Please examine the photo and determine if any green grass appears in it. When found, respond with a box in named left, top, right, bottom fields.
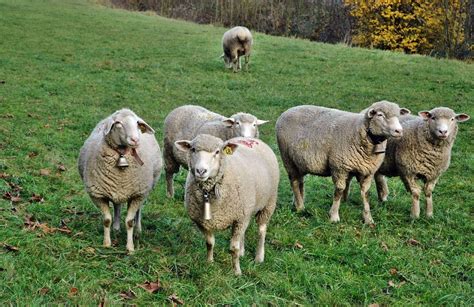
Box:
left=0, top=0, right=473, bottom=304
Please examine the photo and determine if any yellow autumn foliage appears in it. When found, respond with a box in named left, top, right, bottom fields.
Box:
left=345, top=0, right=468, bottom=56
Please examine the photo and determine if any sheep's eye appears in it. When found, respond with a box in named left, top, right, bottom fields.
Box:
left=138, top=123, right=147, bottom=133
left=215, top=150, right=220, bottom=155
left=236, top=122, right=240, bottom=126
left=451, top=117, right=454, bottom=121
left=431, top=117, right=436, bottom=120
left=253, top=123, right=256, bottom=127
left=191, top=148, right=196, bottom=153
left=377, top=113, right=384, bottom=117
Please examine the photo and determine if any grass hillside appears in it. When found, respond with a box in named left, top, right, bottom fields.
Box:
left=0, top=0, right=473, bottom=304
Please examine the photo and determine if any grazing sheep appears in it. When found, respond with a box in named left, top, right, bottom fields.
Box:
left=163, top=105, right=268, bottom=198
left=175, top=135, right=279, bottom=275
left=78, top=109, right=162, bottom=252
left=221, top=26, right=253, bottom=72
left=373, top=107, right=470, bottom=218
left=276, top=101, right=410, bottom=224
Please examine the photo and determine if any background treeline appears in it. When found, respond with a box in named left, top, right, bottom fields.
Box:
left=110, top=0, right=472, bottom=60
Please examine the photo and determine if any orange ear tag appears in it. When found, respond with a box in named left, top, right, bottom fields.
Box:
left=223, top=146, right=233, bottom=155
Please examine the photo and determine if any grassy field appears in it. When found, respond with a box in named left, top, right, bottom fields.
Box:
left=0, top=0, right=473, bottom=304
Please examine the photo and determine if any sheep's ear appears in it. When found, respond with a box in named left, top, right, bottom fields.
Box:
left=137, top=118, right=155, bottom=134
left=222, top=142, right=238, bottom=155
left=455, top=113, right=470, bottom=122
left=418, top=111, right=431, bottom=120
left=175, top=140, right=192, bottom=152
left=256, top=119, right=269, bottom=126
left=103, top=118, right=118, bottom=136
left=222, top=118, right=235, bottom=127
left=400, top=108, right=411, bottom=115
left=367, top=108, right=377, bottom=118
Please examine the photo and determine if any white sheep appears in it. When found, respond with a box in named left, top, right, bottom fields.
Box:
left=276, top=101, right=410, bottom=224
left=175, top=134, right=279, bottom=275
left=163, top=105, right=268, bottom=198
left=78, top=109, right=162, bottom=252
left=373, top=107, right=470, bottom=218
left=221, top=26, right=253, bottom=72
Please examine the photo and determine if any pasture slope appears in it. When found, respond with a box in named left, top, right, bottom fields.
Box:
left=0, top=0, right=473, bottom=304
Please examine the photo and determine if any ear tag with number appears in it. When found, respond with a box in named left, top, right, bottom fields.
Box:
left=223, top=146, right=233, bottom=155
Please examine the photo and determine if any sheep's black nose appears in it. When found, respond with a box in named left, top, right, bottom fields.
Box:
left=196, top=168, right=207, bottom=176
left=439, top=129, right=448, bottom=135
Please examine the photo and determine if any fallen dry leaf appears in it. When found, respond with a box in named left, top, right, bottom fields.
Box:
left=1, top=113, right=13, bottom=118
left=381, top=241, right=389, bottom=252
left=29, top=193, right=44, bottom=203
left=407, top=238, right=421, bottom=246
left=3, top=192, right=22, bottom=203
left=44, top=124, right=50, bottom=128
left=38, top=287, right=50, bottom=295
left=368, top=304, right=380, bottom=307
left=0, top=172, right=10, bottom=179
left=119, top=290, right=136, bottom=300
left=68, top=287, right=78, bottom=297
left=3, top=243, right=19, bottom=252
left=39, top=169, right=51, bottom=176
left=28, top=152, right=38, bottom=158
left=57, top=164, right=66, bottom=172
left=388, top=280, right=406, bottom=288
left=168, top=293, right=184, bottom=305
left=24, top=216, right=72, bottom=235
left=294, top=242, right=304, bottom=249
left=138, top=280, right=162, bottom=294
left=389, top=268, right=398, bottom=275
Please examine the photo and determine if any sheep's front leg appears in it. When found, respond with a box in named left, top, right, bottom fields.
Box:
left=375, top=173, right=389, bottom=202
left=125, top=198, right=143, bottom=252
left=329, top=172, right=349, bottom=222
left=134, top=206, right=142, bottom=235
left=230, top=220, right=250, bottom=276
left=402, top=175, right=421, bottom=219
left=205, top=231, right=215, bottom=262
left=359, top=175, right=375, bottom=224
left=92, top=197, right=112, bottom=247
left=113, top=203, right=121, bottom=232
left=424, top=179, right=438, bottom=218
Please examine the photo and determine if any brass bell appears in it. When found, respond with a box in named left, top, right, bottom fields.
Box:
left=117, top=155, right=129, bottom=168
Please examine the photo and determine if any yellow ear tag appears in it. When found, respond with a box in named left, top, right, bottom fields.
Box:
left=223, top=146, right=233, bottom=155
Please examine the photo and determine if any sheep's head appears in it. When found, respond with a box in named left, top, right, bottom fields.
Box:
left=175, top=134, right=238, bottom=182
left=222, top=113, right=268, bottom=138
left=419, top=107, right=469, bottom=140
left=221, top=52, right=233, bottom=69
left=103, top=109, right=154, bottom=148
left=366, top=101, right=410, bottom=139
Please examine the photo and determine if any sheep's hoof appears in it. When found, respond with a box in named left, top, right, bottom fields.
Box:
left=234, top=269, right=242, bottom=276
left=329, top=213, right=340, bottom=223
left=255, top=255, right=264, bottom=263
left=426, top=212, right=433, bottom=218
left=103, top=240, right=111, bottom=248
left=363, top=216, right=374, bottom=225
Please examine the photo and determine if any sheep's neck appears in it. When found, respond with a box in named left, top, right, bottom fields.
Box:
left=366, top=129, right=387, bottom=154
left=105, top=138, right=144, bottom=166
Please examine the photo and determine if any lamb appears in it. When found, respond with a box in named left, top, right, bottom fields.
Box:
left=78, top=109, right=162, bottom=252
left=373, top=107, right=469, bottom=218
left=276, top=101, right=410, bottom=224
left=221, top=26, right=253, bottom=72
left=163, top=105, right=268, bottom=198
left=175, top=134, right=279, bottom=275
